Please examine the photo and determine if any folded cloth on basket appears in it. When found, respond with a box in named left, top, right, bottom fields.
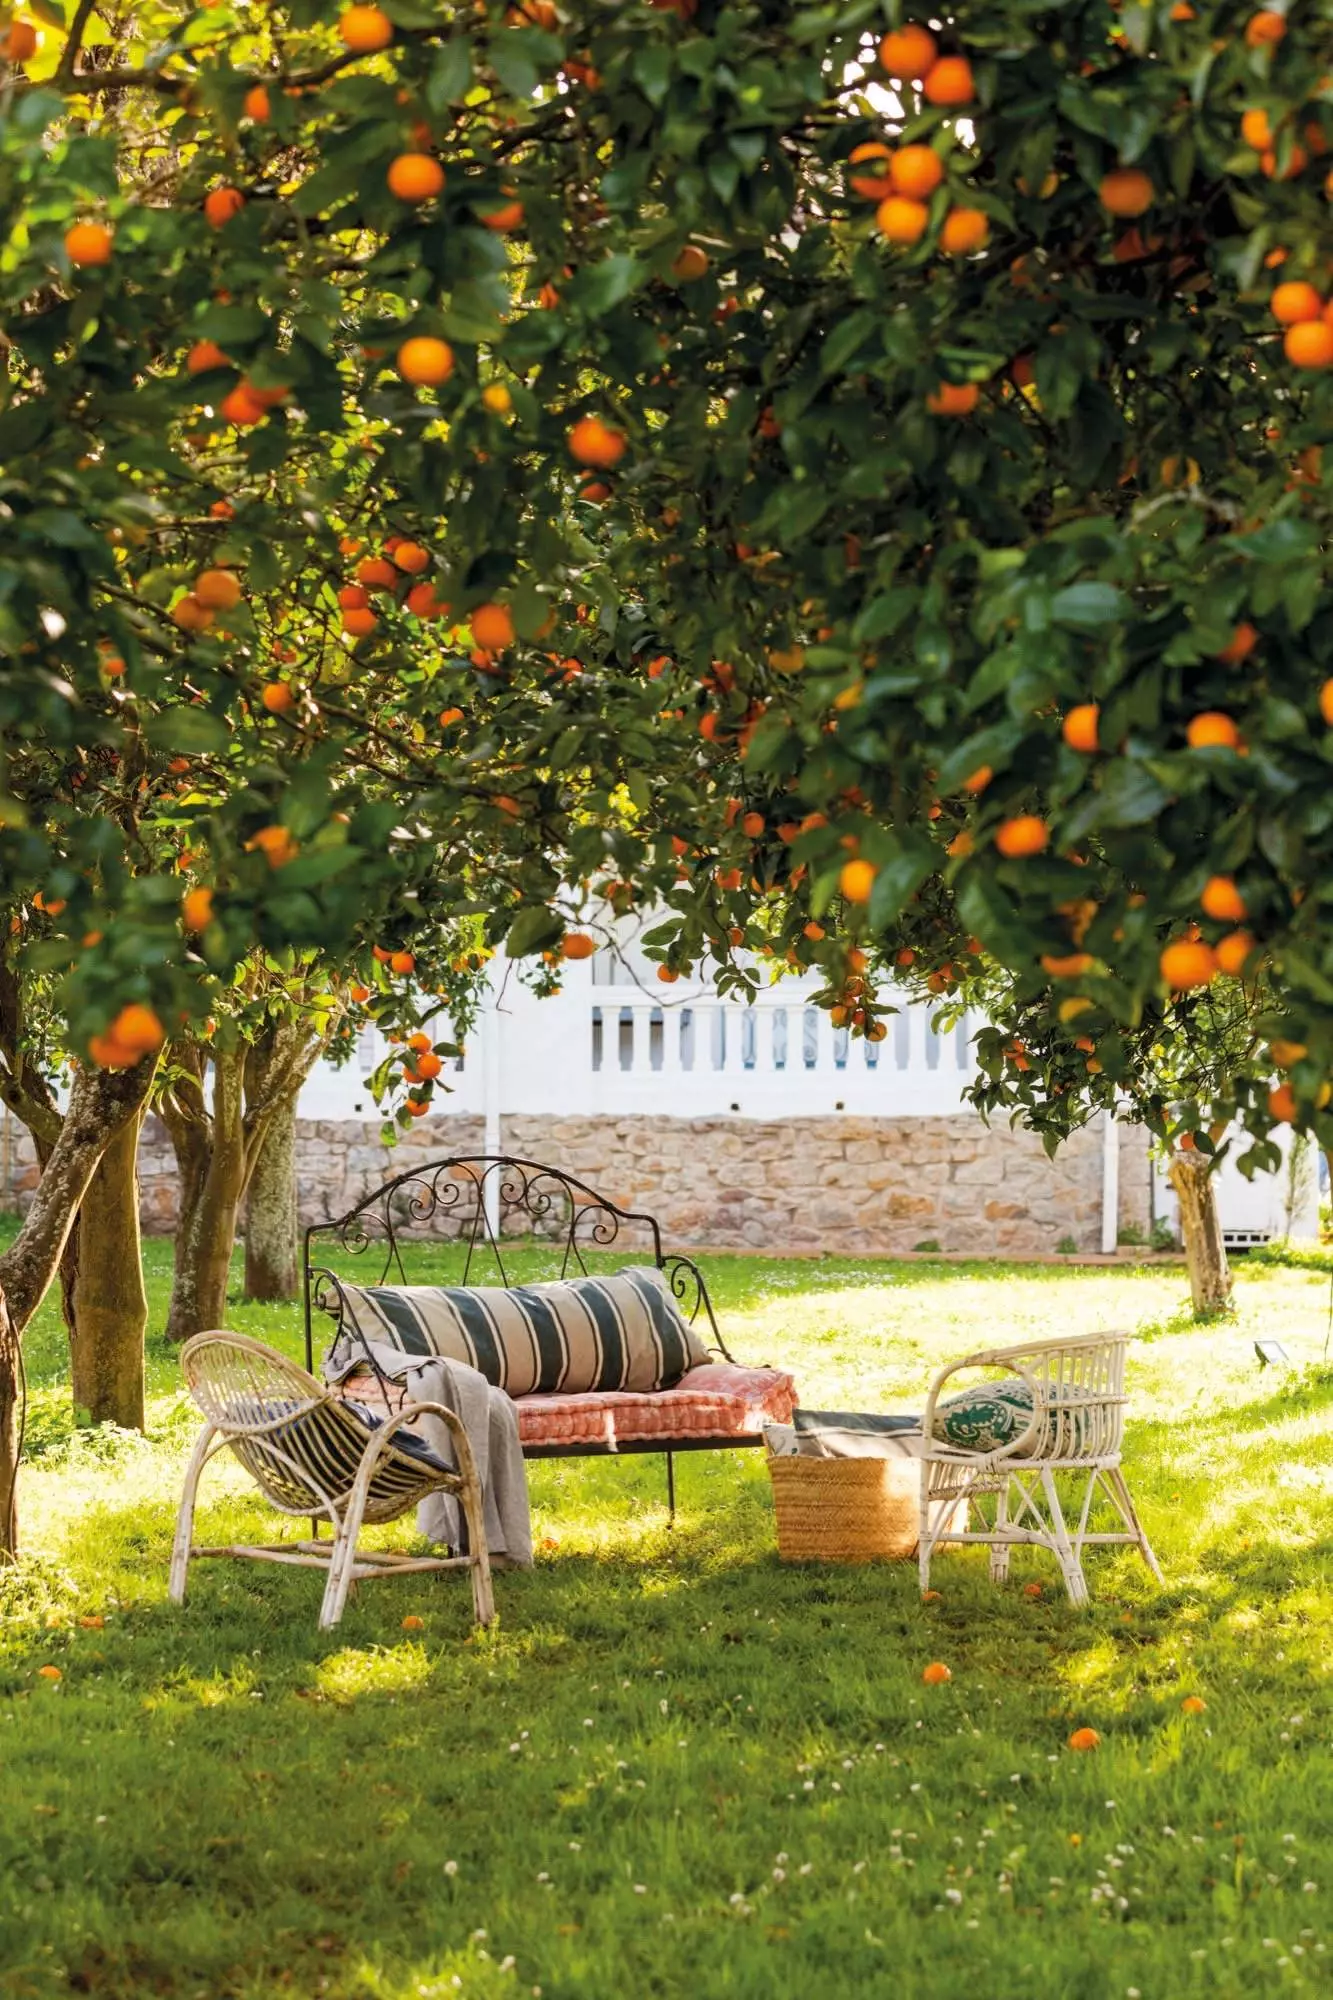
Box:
left=330, top=1341, right=532, bottom=1566
left=782, top=1409, right=925, bottom=1460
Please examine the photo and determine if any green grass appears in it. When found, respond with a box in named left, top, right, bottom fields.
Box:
left=2, top=1233, right=1332, bottom=1999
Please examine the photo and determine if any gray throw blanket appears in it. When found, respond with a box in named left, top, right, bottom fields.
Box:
left=335, top=1340, right=533, bottom=1566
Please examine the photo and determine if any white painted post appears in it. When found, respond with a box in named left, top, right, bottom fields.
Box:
left=1100, top=1106, right=1119, bottom=1254
left=659, top=998, right=682, bottom=1074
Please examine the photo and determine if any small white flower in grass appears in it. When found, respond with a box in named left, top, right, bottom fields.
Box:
left=500, top=1957, right=515, bottom=1972
left=659, top=1699, right=668, bottom=1714
left=910, top=1783, right=922, bottom=1794
left=773, top=1868, right=786, bottom=1882
left=1282, top=1833, right=1297, bottom=1843
left=536, top=1872, right=550, bottom=1884
left=634, top=1884, right=647, bottom=1895
left=443, top=1860, right=458, bottom=1876
left=853, top=1860, right=866, bottom=1874
left=799, top=1863, right=813, bottom=1876
left=583, top=1718, right=594, bottom=1728
left=1162, top=1826, right=1176, bottom=1838
left=568, top=1841, right=581, bottom=1851
left=1304, top=1882, right=1319, bottom=1893
left=944, top=1888, right=963, bottom=1906
left=1127, top=1988, right=1141, bottom=1997
left=509, top=1743, right=522, bottom=1754
left=803, top=1780, right=815, bottom=1792
left=775, top=1852, right=788, bottom=1864
left=729, top=1892, right=745, bottom=1906
left=471, top=1930, right=487, bottom=1942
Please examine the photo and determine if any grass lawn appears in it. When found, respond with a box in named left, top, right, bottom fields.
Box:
left=2, top=1232, right=1332, bottom=1999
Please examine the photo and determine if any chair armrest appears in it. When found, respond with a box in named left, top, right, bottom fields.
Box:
left=364, top=1399, right=481, bottom=1492
left=921, top=1353, right=1043, bottom=1462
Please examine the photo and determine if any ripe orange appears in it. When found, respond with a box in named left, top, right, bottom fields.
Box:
left=388, top=153, right=445, bottom=201
left=1200, top=875, right=1246, bottom=922
left=204, top=187, right=245, bottom=228
left=171, top=595, right=214, bottom=633
left=342, top=607, right=378, bottom=638
left=1244, top=8, right=1285, bottom=46
left=839, top=858, right=877, bottom=903
left=389, top=950, right=415, bottom=974
left=1180, top=1695, right=1207, bottom=1714
left=926, top=381, right=978, bottom=415
left=1320, top=678, right=1333, bottom=725
left=741, top=810, right=765, bottom=837
left=356, top=556, right=397, bottom=589
left=561, top=933, right=597, bottom=960
left=568, top=416, right=627, bottom=468
left=397, top=336, right=454, bottom=385
left=1217, top=621, right=1258, bottom=662
left=891, top=145, right=944, bottom=199
left=878, top=24, right=937, bottom=79
left=940, top=206, right=989, bottom=253
left=1260, top=142, right=1308, bottom=180
left=1099, top=168, right=1154, bottom=217
left=5, top=18, right=38, bottom=60
left=340, top=4, right=393, bottom=51
left=963, top=764, right=992, bottom=793
left=339, top=584, right=370, bottom=609
left=186, top=339, right=230, bottom=374
left=182, top=887, right=215, bottom=931
left=220, top=384, right=267, bottom=426
left=194, top=568, right=242, bottom=611
left=848, top=142, right=895, bottom=200
left=1285, top=320, right=1333, bottom=367
left=481, top=198, right=525, bottom=231
left=438, top=707, right=464, bottom=728
left=406, top=581, right=443, bottom=617
left=1214, top=930, right=1254, bottom=976
left=921, top=1660, right=952, bottom=1684
left=209, top=499, right=235, bottom=520
left=671, top=244, right=709, bottom=281
left=243, top=83, right=271, bottom=121
left=923, top=56, right=974, bottom=106
left=261, top=683, right=294, bottom=714
left=1269, top=1037, right=1308, bottom=1066
left=1268, top=1082, right=1297, bottom=1122
left=1041, top=951, right=1093, bottom=977
left=112, top=1003, right=166, bottom=1058
left=393, top=540, right=430, bottom=573
left=1160, top=938, right=1218, bottom=988
left=1068, top=1727, right=1101, bottom=1751
left=1062, top=702, right=1100, bottom=752
left=471, top=603, right=515, bottom=648
left=1241, top=106, right=1276, bottom=150
left=995, top=814, right=1048, bottom=858
left=481, top=382, right=512, bottom=414
left=1271, top=280, right=1324, bottom=324
left=405, top=1096, right=430, bottom=1117
left=65, top=221, right=113, bottom=266
left=1186, top=711, right=1239, bottom=749
left=876, top=194, right=929, bottom=244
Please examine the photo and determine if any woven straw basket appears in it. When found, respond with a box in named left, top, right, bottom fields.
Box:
left=768, top=1451, right=920, bottom=1563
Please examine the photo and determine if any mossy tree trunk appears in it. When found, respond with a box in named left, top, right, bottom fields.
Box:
left=161, top=1016, right=325, bottom=1343
left=243, top=1084, right=300, bottom=1302
left=0, top=1288, right=18, bottom=1562
left=1168, top=1150, right=1232, bottom=1316
left=60, top=1109, right=148, bottom=1431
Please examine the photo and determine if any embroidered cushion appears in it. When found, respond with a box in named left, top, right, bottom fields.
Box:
left=334, top=1265, right=709, bottom=1397
left=932, top=1381, right=1036, bottom=1452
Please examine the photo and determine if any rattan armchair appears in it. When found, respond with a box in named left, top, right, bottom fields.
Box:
left=170, top=1331, right=494, bottom=1631
left=917, top=1329, right=1162, bottom=1605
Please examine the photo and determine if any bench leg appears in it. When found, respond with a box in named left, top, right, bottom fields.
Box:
left=666, top=1449, right=676, bottom=1526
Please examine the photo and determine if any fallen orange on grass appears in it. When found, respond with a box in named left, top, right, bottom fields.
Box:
left=1068, top=1726, right=1100, bottom=1750
left=922, top=1661, right=952, bottom=1684
left=1181, top=1695, right=1207, bottom=1714
left=401, top=1614, right=425, bottom=1631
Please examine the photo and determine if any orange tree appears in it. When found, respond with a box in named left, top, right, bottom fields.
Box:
left=3, top=1, right=1333, bottom=1428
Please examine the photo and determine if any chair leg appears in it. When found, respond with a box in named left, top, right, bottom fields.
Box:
left=1040, top=1469, right=1088, bottom=1607
left=169, top=1423, right=216, bottom=1606
left=665, top=1449, right=676, bottom=1526
left=1105, top=1466, right=1165, bottom=1583
left=456, top=1466, right=495, bottom=1628
left=989, top=1481, right=1011, bottom=1584
left=318, top=1500, right=362, bottom=1631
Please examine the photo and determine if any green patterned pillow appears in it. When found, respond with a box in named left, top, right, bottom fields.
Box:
left=932, top=1380, right=1035, bottom=1452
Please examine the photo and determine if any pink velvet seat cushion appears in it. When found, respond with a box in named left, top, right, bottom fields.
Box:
left=514, top=1363, right=796, bottom=1450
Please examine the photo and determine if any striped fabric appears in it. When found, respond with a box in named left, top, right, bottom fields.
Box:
left=227, top=1398, right=451, bottom=1519
left=336, top=1265, right=708, bottom=1397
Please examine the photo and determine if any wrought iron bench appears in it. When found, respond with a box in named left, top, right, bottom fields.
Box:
left=303, top=1155, right=796, bottom=1516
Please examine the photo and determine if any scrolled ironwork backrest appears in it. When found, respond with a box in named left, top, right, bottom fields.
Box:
left=303, top=1154, right=728, bottom=1380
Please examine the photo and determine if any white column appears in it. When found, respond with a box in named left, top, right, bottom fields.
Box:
left=659, top=999, right=682, bottom=1074
left=1100, top=1106, right=1119, bottom=1255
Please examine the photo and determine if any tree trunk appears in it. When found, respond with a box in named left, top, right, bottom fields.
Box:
left=62, top=1109, right=148, bottom=1430
left=0, top=1287, right=19, bottom=1562
left=1168, top=1152, right=1232, bottom=1315
left=164, top=1048, right=248, bottom=1344
left=243, top=1087, right=300, bottom=1301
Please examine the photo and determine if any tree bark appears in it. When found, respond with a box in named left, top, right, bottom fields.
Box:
left=163, top=1046, right=248, bottom=1343
left=63, top=1108, right=148, bottom=1430
left=0, top=1287, right=19, bottom=1562
left=1168, top=1151, right=1232, bottom=1315
left=243, top=1086, right=300, bottom=1301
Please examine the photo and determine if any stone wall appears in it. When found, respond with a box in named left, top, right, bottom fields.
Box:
left=0, top=1105, right=1151, bottom=1258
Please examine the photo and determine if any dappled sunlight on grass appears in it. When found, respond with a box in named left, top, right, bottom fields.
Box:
left=314, top=1642, right=436, bottom=1705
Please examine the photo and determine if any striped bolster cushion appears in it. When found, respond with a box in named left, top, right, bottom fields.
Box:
left=336, top=1266, right=710, bottom=1396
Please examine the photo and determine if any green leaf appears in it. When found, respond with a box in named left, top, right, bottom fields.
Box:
left=506, top=904, right=564, bottom=957
left=426, top=39, right=472, bottom=111
left=143, top=710, right=231, bottom=755
left=819, top=310, right=877, bottom=378
left=489, top=34, right=539, bottom=101
left=867, top=835, right=936, bottom=930
left=1050, top=581, right=1125, bottom=628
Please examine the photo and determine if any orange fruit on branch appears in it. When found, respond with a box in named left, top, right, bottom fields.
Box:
left=243, top=84, right=271, bottom=121
left=388, top=153, right=445, bottom=201
left=1062, top=703, right=1100, bottom=752
left=397, top=336, right=454, bottom=386
left=356, top=556, right=397, bottom=589
left=1268, top=1082, right=1297, bottom=1122
left=339, top=4, right=393, bottom=51
left=561, top=933, right=597, bottom=960
left=1186, top=711, right=1239, bottom=749
left=1284, top=320, right=1333, bottom=367
left=471, top=603, right=515, bottom=649
left=875, top=194, right=929, bottom=244
left=1099, top=168, right=1154, bottom=217
left=839, top=858, right=877, bottom=903
left=1245, top=8, right=1285, bottom=46
left=261, top=683, right=294, bottom=714
left=194, top=568, right=242, bottom=611
left=1160, top=938, right=1218, bottom=988
left=671, top=244, right=710, bottom=281
left=5, top=18, right=38, bottom=60
left=878, top=23, right=937, bottom=79
left=182, top=887, right=214, bottom=931
left=940, top=206, right=989, bottom=253
left=847, top=143, right=895, bottom=200
left=170, top=595, right=213, bottom=633
left=923, top=56, right=974, bottom=106
left=995, top=815, right=1048, bottom=858
left=568, top=416, right=627, bottom=468
left=1270, top=280, right=1324, bottom=324
left=186, top=339, right=231, bottom=375
left=1217, top=621, right=1258, bottom=663
left=926, top=381, right=978, bottom=415
left=393, top=541, right=430, bottom=574
left=219, top=384, right=267, bottom=426
left=1241, top=107, right=1276, bottom=151
left=65, top=221, right=113, bottom=266
left=891, top=145, right=944, bottom=198
left=1200, top=875, right=1246, bottom=922
left=342, top=607, right=378, bottom=637
left=1214, top=930, right=1254, bottom=976
left=204, top=187, right=245, bottom=228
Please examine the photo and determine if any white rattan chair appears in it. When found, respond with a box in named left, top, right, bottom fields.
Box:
left=170, top=1331, right=494, bottom=1631
left=917, top=1330, right=1162, bottom=1606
